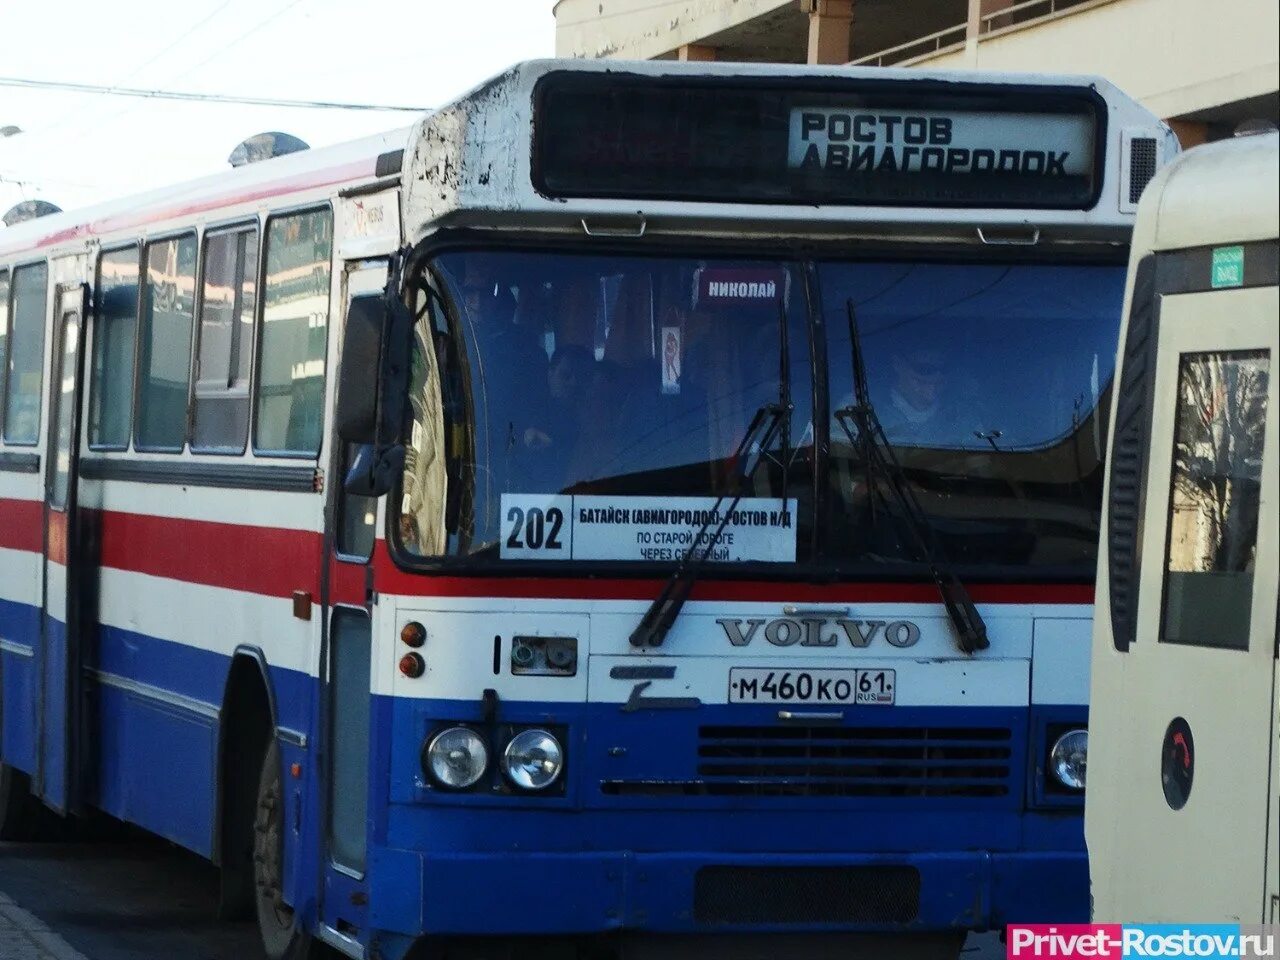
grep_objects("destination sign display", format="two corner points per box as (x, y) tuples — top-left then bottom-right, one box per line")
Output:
(788, 108), (1092, 177)
(534, 73), (1103, 209)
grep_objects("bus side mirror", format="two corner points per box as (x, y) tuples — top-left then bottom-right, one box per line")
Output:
(335, 294), (385, 444)
(339, 285), (414, 498)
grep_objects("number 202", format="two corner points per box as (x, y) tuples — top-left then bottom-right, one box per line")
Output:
(506, 506), (565, 551)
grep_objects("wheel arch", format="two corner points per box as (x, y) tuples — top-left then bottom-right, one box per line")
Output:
(213, 645), (279, 868)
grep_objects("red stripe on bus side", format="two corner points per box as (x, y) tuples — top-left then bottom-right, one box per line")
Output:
(330, 559), (368, 608)
(0, 497), (43, 553)
(98, 510), (323, 600)
(4, 501), (1096, 607)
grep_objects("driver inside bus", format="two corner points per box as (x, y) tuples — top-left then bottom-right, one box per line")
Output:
(517, 279), (600, 490)
(878, 345), (956, 445)
(831, 342), (990, 450)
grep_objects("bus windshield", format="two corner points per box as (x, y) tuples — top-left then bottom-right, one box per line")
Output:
(819, 260), (1126, 572)
(397, 249), (1125, 575)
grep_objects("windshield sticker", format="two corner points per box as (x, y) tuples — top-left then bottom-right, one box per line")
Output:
(661, 326), (682, 395)
(695, 267), (786, 306)
(499, 494), (797, 563)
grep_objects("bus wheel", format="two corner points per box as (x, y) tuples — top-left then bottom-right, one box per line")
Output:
(0, 762), (36, 840)
(253, 740), (297, 960)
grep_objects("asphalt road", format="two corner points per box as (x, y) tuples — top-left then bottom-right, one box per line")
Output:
(0, 829), (257, 960)
(0, 830), (1005, 960)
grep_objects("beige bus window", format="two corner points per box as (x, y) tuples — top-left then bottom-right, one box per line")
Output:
(193, 227), (258, 453)
(1161, 349), (1270, 651)
(3, 262), (48, 445)
(254, 208), (332, 456)
(90, 248), (141, 449)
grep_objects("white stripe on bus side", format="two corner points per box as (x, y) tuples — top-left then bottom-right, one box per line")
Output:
(86, 477), (322, 531)
(95, 566), (314, 677)
(0, 546), (40, 608)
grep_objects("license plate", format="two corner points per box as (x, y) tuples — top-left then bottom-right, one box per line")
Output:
(728, 668), (896, 705)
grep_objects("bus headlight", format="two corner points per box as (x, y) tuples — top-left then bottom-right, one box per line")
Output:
(425, 727), (489, 789)
(1049, 729), (1088, 790)
(501, 729), (564, 791)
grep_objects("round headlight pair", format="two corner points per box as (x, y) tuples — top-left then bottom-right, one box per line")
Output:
(424, 727), (563, 791)
(1050, 729), (1088, 790)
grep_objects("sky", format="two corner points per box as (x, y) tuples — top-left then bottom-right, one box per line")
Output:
(0, 0), (555, 218)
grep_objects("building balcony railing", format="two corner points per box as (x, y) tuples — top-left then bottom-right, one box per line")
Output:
(850, 0), (1119, 67)
(850, 23), (967, 68)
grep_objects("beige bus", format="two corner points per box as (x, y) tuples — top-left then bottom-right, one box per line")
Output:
(1087, 130), (1279, 923)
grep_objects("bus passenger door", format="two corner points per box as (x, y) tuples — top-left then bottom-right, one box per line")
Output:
(36, 283), (89, 815)
(1117, 280), (1279, 921)
(318, 259), (388, 948)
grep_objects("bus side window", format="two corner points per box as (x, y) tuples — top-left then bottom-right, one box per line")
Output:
(1161, 349), (1271, 651)
(3, 261), (48, 446)
(90, 247), (142, 450)
(255, 208), (333, 457)
(192, 226), (258, 454)
(136, 234), (198, 452)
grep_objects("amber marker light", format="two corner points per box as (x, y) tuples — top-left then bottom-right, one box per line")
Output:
(399, 652), (426, 678)
(401, 622), (426, 648)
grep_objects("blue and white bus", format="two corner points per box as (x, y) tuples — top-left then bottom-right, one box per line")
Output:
(0, 60), (1173, 959)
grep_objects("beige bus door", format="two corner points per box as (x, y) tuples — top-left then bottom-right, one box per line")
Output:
(1113, 278), (1279, 922)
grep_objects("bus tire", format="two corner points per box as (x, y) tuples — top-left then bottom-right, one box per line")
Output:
(0, 762), (35, 840)
(219, 654), (274, 921)
(254, 739), (299, 960)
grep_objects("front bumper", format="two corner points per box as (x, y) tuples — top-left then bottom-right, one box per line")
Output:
(369, 846), (1088, 937)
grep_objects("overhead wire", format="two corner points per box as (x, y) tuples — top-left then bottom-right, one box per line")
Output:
(22, 1), (240, 143)
(0, 76), (428, 112)
(119, 1), (238, 83)
(165, 0), (310, 83)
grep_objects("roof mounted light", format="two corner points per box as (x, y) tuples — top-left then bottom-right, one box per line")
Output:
(3, 200), (62, 227)
(228, 131), (309, 168)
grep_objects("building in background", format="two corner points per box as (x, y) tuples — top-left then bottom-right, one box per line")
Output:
(553, 0), (1279, 144)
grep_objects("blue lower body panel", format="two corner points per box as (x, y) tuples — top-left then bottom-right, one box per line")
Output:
(373, 693), (1091, 943)
(0, 598), (39, 774)
(365, 844), (1088, 937)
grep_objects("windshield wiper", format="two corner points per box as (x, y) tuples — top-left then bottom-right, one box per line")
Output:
(629, 402), (787, 648)
(630, 289), (795, 650)
(834, 299), (989, 655)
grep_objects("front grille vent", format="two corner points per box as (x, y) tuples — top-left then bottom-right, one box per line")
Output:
(602, 724), (1012, 798)
(1128, 137), (1158, 205)
(695, 865), (920, 925)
